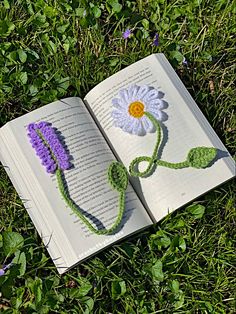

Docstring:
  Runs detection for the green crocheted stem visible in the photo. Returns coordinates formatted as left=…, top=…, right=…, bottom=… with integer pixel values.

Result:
left=129, top=111, right=162, bottom=177
left=128, top=111, right=217, bottom=177
left=56, top=169, right=125, bottom=235
left=156, top=160, right=189, bottom=169
left=36, top=129, right=58, bottom=164
left=157, top=147, right=217, bottom=169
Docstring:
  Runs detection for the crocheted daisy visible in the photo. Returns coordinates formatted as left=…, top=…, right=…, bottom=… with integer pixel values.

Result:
left=111, top=84, right=217, bottom=179
left=111, top=85, right=165, bottom=135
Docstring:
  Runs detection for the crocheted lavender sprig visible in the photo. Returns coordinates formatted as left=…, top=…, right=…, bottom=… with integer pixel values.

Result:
left=27, top=121, right=127, bottom=235
left=27, top=122, right=70, bottom=173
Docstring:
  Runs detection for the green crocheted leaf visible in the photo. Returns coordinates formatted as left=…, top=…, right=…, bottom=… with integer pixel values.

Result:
left=187, top=147, right=217, bottom=169
left=108, top=162, right=128, bottom=192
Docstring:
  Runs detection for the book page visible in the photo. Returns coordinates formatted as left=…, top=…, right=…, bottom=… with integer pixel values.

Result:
left=0, top=98, right=152, bottom=274
left=84, top=54, right=235, bottom=222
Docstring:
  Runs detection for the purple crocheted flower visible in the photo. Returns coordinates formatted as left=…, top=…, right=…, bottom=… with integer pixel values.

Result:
left=27, top=122, right=71, bottom=174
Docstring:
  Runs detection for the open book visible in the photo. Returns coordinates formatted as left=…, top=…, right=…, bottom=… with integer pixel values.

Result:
left=0, top=54, right=235, bottom=274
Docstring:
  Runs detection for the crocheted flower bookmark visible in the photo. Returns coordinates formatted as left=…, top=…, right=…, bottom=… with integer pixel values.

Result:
left=28, top=122, right=70, bottom=173
left=27, top=122, right=128, bottom=235
left=112, top=84, right=217, bottom=177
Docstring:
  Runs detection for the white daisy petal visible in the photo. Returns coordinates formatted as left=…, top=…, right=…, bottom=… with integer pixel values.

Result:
left=122, top=116, right=136, bottom=134
left=148, top=108, right=163, bottom=121
left=128, top=85, right=136, bottom=101
left=131, top=119, right=141, bottom=135
left=145, top=101, right=162, bottom=112
left=121, top=116, right=132, bottom=128
left=148, top=99, right=165, bottom=109
left=141, top=116, right=155, bottom=133
left=149, top=110, right=164, bottom=121
left=116, top=115, right=130, bottom=128
left=145, top=104, right=155, bottom=113
left=129, top=119, right=139, bottom=133
left=136, top=121, right=145, bottom=135
left=112, top=110, right=127, bottom=126
left=114, top=119, right=124, bottom=128
left=112, top=98, right=127, bottom=110
left=143, top=89, right=159, bottom=102
left=130, top=85, right=139, bottom=101
left=111, top=109, right=125, bottom=118
left=136, top=85, right=149, bottom=100
left=111, top=84, right=167, bottom=136
left=119, top=89, right=130, bottom=104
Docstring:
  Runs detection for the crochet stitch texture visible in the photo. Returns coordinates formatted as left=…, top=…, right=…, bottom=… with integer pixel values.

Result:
left=112, top=84, right=217, bottom=178
left=27, top=122, right=70, bottom=173
left=28, top=122, right=128, bottom=235
left=112, top=85, right=166, bottom=136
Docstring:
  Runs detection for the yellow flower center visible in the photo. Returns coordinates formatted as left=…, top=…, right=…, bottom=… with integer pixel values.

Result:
left=128, top=101, right=144, bottom=118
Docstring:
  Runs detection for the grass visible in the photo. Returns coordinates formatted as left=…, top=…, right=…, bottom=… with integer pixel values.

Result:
left=0, top=0, right=235, bottom=313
